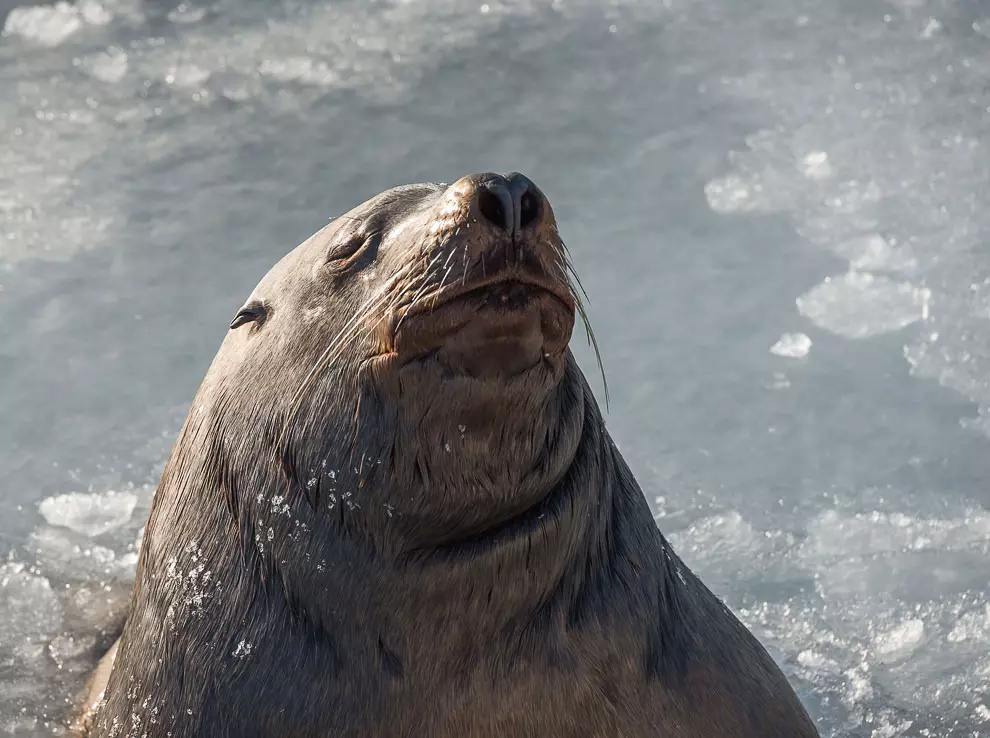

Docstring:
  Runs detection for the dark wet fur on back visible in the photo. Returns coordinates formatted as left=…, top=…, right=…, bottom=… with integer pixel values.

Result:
left=83, top=175, right=819, bottom=737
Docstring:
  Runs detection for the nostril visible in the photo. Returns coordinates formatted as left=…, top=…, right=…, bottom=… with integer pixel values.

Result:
left=518, top=190, right=540, bottom=230
left=478, top=188, right=509, bottom=230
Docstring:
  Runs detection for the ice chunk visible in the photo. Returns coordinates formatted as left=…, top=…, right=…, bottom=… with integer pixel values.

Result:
left=39, top=490, right=137, bottom=537
left=48, top=633, right=97, bottom=670
left=800, top=151, right=832, bottom=180
left=832, top=234, right=917, bottom=273
left=919, top=17, right=941, bottom=39
left=167, top=3, right=207, bottom=24
left=873, top=619, right=925, bottom=663
left=770, top=332, right=812, bottom=358
left=703, top=173, right=764, bottom=213
left=30, top=526, right=138, bottom=579
left=3, top=3, right=83, bottom=46
left=797, top=272, right=929, bottom=339
left=79, top=0, right=112, bottom=26
left=0, top=563, right=63, bottom=647
left=82, top=48, right=129, bottom=83
left=258, top=57, right=337, bottom=86
left=165, top=64, right=212, bottom=88
left=947, top=604, right=990, bottom=644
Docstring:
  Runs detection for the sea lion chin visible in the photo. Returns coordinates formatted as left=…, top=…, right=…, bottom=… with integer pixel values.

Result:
left=76, top=172, right=820, bottom=738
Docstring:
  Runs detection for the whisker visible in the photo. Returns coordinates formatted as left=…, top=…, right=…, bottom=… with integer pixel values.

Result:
left=460, top=239, right=471, bottom=285
left=277, top=265, right=417, bottom=452
left=554, top=240, right=608, bottom=409
left=393, top=253, right=445, bottom=334
left=282, top=250, right=451, bottom=453
left=428, top=264, right=455, bottom=312
left=576, top=300, right=609, bottom=410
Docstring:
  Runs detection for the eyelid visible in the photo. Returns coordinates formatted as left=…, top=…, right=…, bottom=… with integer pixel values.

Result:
left=327, top=231, right=381, bottom=265
left=327, top=234, right=367, bottom=263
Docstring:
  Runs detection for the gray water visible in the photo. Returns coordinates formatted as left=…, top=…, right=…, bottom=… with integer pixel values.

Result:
left=2, top=0, right=990, bottom=735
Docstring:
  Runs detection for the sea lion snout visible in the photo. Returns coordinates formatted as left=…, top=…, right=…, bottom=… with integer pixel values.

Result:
left=452, top=171, right=545, bottom=238
left=380, top=172, right=574, bottom=378
left=435, top=172, right=558, bottom=265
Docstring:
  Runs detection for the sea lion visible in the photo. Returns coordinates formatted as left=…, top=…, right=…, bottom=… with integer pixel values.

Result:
left=79, top=172, right=820, bottom=737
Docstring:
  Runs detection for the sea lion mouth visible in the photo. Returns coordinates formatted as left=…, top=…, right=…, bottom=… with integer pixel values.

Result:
left=385, top=271, right=576, bottom=377
left=404, top=271, right=575, bottom=320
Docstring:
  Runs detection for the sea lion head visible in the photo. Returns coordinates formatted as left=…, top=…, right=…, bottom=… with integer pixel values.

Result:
left=186, top=173, right=592, bottom=553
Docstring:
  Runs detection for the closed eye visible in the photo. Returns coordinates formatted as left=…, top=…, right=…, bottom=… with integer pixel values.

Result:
left=230, top=301, right=268, bottom=330
left=326, top=231, right=381, bottom=266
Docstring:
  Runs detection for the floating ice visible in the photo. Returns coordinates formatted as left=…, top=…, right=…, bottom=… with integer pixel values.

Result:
left=0, top=563, right=63, bottom=647
left=3, top=3, right=83, bottom=46
left=872, top=619, right=925, bottom=663
left=2, top=0, right=112, bottom=46
left=803, top=508, right=990, bottom=559
left=832, top=234, right=917, bottom=273
left=800, top=151, right=832, bottom=180
left=81, top=48, right=129, bottom=83
left=168, top=4, right=207, bottom=25
left=39, top=490, right=138, bottom=537
left=48, top=633, right=97, bottom=670
left=947, top=604, right=990, bottom=644
left=165, top=64, right=212, bottom=89
left=703, top=173, right=766, bottom=214
left=770, top=332, right=812, bottom=359
left=667, top=512, right=789, bottom=570
left=919, top=17, right=941, bottom=39
left=258, top=57, right=337, bottom=87
left=30, top=526, right=138, bottom=579
left=796, top=272, right=929, bottom=339
left=78, top=0, right=112, bottom=26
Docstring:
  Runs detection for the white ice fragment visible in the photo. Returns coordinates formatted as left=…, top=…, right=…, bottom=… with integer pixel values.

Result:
left=164, top=64, right=211, bottom=89
left=800, top=151, right=832, bottom=180
left=48, top=633, right=97, bottom=669
left=3, top=2, right=83, bottom=46
left=920, top=17, right=941, bottom=38
left=232, top=640, right=252, bottom=659
left=770, top=332, right=812, bottom=359
left=258, top=57, right=336, bottom=86
left=873, top=619, right=925, bottom=663
left=796, top=650, right=841, bottom=675
left=167, top=3, right=207, bottom=24
left=83, top=48, right=129, bottom=83
left=39, top=490, right=138, bottom=537
left=975, top=705, right=990, bottom=722
left=79, top=0, right=113, bottom=25
left=703, top=174, right=760, bottom=213
left=842, top=666, right=874, bottom=706
left=0, top=563, right=63, bottom=646
left=947, top=604, right=990, bottom=643
left=832, top=234, right=916, bottom=273
left=797, top=272, right=928, bottom=339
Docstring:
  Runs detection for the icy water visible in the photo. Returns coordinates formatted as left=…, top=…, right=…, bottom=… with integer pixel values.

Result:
left=2, top=0, right=990, bottom=734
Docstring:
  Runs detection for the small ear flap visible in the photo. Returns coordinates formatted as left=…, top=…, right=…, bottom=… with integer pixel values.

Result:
left=230, top=301, right=268, bottom=330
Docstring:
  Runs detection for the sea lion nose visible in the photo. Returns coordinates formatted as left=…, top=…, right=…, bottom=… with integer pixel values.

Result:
left=469, top=172, right=545, bottom=236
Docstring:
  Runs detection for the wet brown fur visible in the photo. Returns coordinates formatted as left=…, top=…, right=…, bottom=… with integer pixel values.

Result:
left=78, top=174, right=820, bottom=738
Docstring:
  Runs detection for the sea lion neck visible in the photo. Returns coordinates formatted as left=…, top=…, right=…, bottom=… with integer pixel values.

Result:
left=371, top=360, right=587, bottom=554
left=274, top=367, right=619, bottom=647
